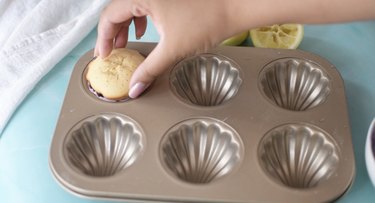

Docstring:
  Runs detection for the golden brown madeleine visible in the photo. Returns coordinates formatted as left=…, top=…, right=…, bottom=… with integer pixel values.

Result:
left=86, top=48, right=145, bottom=100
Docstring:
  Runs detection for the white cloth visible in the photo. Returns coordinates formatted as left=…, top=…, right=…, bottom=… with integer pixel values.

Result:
left=0, top=0, right=110, bottom=134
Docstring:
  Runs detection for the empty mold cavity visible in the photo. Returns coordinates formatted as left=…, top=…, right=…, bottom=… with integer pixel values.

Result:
left=259, top=58, right=331, bottom=111
left=64, top=114, right=144, bottom=177
left=160, top=118, right=243, bottom=184
left=259, top=123, right=340, bottom=189
left=170, top=54, right=242, bottom=106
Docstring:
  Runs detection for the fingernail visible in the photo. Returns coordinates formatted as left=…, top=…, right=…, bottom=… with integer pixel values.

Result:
left=129, top=82, right=148, bottom=98
left=136, top=36, right=141, bottom=40
left=93, top=49, right=98, bottom=57
left=99, top=46, right=109, bottom=58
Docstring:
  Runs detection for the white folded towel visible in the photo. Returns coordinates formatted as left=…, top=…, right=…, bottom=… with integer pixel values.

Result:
left=0, top=0, right=110, bottom=134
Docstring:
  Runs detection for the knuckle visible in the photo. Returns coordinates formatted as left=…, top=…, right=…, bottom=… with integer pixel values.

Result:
left=141, top=65, right=158, bottom=80
left=131, top=0, right=148, bottom=16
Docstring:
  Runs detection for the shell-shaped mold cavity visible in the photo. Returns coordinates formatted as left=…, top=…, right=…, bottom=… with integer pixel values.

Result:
left=259, top=58, right=331, bottom=111
left=170, top=54, right=242, bottom=106
left=259, top=124, right=340, bottom=188
left=160, top=118, right=243, bottom=184
left=64, top=114, right=144, bottom=177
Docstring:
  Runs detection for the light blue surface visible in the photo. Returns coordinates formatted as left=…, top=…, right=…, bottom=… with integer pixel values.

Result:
left=1, top=21, right=375, bottom=203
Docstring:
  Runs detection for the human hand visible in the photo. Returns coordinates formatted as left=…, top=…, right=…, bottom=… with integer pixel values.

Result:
left=95, top=0, right=375, bottom=99
left=95, top=0, right=244, bottom=98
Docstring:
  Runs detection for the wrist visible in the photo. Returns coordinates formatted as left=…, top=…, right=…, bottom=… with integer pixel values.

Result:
left=223, top=0, right=289, bottom=33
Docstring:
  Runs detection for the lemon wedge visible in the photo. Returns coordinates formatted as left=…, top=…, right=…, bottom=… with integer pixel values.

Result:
left=221, top=31, right=249, bottom=46
left=250, top=24, right=304, bottom=49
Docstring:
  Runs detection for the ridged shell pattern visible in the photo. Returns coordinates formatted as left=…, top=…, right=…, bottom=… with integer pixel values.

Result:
left=65, top=115, right=144, bottom=177
left=171, top=54, right=242, bottom=106
left=259, top=58, right=331, bottom=111
left=161, top=119, right=242, bottom=184
left=259, top=124, right=339, bottom=188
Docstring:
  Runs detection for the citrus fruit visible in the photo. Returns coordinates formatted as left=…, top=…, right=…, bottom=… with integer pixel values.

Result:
left=221, top=31, right=249, bottom=46
left=250, top=24, right=304, bottom=49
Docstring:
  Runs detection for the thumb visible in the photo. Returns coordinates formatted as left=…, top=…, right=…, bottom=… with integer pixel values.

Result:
left=128, top=42, right=177, bottom=98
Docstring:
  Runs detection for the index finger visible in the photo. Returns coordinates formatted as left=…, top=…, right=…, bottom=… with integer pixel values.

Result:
left=95, top=0, right=139, bottom=57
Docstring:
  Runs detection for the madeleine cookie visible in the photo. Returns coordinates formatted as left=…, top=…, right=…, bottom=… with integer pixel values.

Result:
left=86, top=48, right=145, bottom=100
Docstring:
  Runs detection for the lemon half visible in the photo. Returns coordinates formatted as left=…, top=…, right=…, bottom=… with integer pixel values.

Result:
left=221, top=31, right=249, bottom=46
left=250, top=24, right=304, bottom=49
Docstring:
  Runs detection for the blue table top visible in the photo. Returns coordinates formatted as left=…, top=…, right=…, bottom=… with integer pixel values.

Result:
left=1, top=21, right=375, bottom=203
